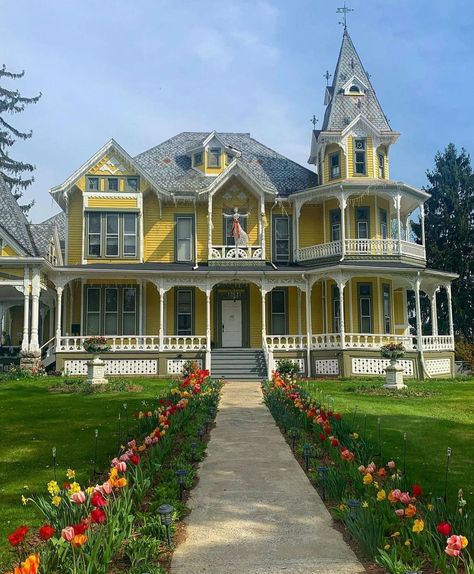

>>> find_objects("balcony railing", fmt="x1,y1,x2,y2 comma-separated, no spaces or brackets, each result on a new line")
57,335,207,353
296,239,425,262
210,245,263,260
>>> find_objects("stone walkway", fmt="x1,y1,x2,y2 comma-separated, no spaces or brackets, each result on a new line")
171,382,365,574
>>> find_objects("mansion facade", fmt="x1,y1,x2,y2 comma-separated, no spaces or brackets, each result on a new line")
0,30,456,379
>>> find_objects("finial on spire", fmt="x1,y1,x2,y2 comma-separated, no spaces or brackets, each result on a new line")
324,70,332,85
310,115,319,128
337,2,354,30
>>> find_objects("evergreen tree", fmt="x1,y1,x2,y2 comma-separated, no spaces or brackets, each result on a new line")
421,144,474,341
0,64,41,213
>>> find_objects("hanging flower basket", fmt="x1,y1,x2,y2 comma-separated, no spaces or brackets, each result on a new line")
380,342,405,361
82,336,111,355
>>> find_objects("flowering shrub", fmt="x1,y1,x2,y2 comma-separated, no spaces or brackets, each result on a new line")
4,363,222,574
380,342,406,360
82,336,111,354
263,374,473,574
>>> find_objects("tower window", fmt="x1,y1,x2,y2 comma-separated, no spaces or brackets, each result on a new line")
329,151,341,179
354,138,367,175
349,85,361,94
378,153,385,178
208,148,221,168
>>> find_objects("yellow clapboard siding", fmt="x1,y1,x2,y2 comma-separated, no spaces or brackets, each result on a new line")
0,267,23,277
299,205,323,247
145,282,160,335
250,283,262,348
67,190,83,264
88,197,138,209
1,245,19,257
10,306,23,346
323,144,346,185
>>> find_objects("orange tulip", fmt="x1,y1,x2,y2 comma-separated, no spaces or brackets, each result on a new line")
404,504,417,517
71,534,88,548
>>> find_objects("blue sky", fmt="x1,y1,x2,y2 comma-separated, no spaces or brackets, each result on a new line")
2,0,473,222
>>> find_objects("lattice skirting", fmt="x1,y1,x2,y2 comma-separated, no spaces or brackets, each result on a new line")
64,359,158,376
167,359,203,375
288,358,305,374
351,358,414,376
314,359,340,375
425,358,451,376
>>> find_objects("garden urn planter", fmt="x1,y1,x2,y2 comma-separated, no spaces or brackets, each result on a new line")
383,359,406,389
85,355,108,385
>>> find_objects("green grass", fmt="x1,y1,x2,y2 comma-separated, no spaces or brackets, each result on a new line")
304,377,474,504
0,376,173,564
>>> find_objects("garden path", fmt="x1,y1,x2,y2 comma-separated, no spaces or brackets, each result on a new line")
171,381,365,574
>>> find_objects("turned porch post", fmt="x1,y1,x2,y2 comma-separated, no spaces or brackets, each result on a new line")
297,288,302,336
430,289,439,337
259,195,266,260
420,203,426,247
396,194,402,243
261,288,267,340
339,194,346,259
159,287,165,352
305,281,312,377
446,283,454,343
29,267,41,353
207,194,213,260
205,288,211,371
55,286,63,350
338,280,346,349
415,277,423,350
21,267,30,353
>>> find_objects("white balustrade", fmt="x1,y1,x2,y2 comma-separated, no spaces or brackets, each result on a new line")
344,333,416,350
262,336,274,380
296,239,425,262
265,334,307,351
161,336,207,351
421,335,455,351
210,245,263,260
57,335,205,353
311,333,342,349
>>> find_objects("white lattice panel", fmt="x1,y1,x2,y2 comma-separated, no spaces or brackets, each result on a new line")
351,358,413,376
64,359,158,376
425,358,451,376
289,358,305,374
314,359,340,375
167,359,202,375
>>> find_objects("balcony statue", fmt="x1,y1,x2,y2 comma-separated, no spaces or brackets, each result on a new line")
381,343,406,389
82,336,111,385
231,208,248,247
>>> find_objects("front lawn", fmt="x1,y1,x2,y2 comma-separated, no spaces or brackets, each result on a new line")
304,377,474,503
0,375,174,565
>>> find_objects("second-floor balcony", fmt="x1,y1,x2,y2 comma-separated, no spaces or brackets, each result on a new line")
210,245,263,260
296,238,426,263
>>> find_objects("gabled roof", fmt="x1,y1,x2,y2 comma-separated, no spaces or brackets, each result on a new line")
29,212,66,258
135,132,317,197
0,175,36,256
321,30,392,133
50,139,169,209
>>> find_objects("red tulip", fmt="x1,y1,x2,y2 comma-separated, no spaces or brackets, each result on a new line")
412,484,423,498
90,508,106,524
91,491,107,507
130,454,140,466
331,438,339,447
437,522,452,537
7,525,29,547
39,525,55,540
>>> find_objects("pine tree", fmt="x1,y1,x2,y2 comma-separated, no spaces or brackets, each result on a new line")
0,64,41,213
421,144,474,341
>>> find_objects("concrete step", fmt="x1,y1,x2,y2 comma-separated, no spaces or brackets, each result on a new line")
211,349,266,381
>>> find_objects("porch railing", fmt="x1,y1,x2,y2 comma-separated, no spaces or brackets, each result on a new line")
210,245,263,260
296,239,426,262
311,333,416,350
262,336,274,380
421,335,455,351
57,335,206,353
266,334,307,351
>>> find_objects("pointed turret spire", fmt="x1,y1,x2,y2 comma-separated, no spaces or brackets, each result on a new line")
321,29,392,133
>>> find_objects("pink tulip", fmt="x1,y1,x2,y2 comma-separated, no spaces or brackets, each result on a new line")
358,465,366,473
395,509,405,517
61,526,75,541
127,440,136,450
145,436,152,446
387,460,396,469
70,491,86,504
152,437,159,444
119,453,130,462
392,489,402,500
399,492,411,505
445,546,461,557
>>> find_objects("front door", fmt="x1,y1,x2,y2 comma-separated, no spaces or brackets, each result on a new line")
221,300,242,347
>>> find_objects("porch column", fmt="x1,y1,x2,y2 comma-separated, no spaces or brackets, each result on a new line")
396,194,402,243
431,289,439,337
305,281,312,376
261,288,267,340
159,287,165,352
55,286,63,349
21,268,30,353
446,283,454,343
338,280,346,349
29,268,41,353
259,195,266,260
339,194,346,258
205,288,211,371
405,215,411,241
415,277,423,350
293,201,302,261
297,289,302,336
420,204,426,246
207,194,213,260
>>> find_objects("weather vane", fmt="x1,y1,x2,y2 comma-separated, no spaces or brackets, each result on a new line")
324,70,332,85
310,115,319,128
337,3,354,30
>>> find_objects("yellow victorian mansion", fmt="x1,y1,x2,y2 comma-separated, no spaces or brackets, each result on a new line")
0,29,457,379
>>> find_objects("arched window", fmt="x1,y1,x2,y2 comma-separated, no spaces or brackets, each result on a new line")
349,85,361,94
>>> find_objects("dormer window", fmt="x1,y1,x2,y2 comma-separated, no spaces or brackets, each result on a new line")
194,152,203,167
208,147,221,168
342,76,368,96
349,85,361,94
87,177,99,191
226,153,233,166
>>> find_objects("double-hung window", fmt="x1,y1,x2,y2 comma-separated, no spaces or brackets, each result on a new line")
176,289,193,335
378,153,385,178
123,213,137,256
274,216,291,262
358,283,372,333
122,288,137,335
356,207,370,239
330,209,341,242
86,212,138,258
380,209,388,240
270,289,287,335
176,216,193,261
107,177,119,192
383,284,391,334
106,213,119,257
85,286,138,335
86,287,101,335
329,151,341,179
87,213,102,257
354,138,367,175
208,147,221,168
332,285,341,333
104,288,119,335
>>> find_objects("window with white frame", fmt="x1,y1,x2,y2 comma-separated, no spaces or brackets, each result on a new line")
273,216,291,262
104,288,119,334
332,285,341,333
358,283,372,333
86,287,101,335
330,210,341,242
123,288,137,335
356,207,370,239
86,212,138,258
383,284,391,334
176,289,193,335
85,286,138,336
380,208,388,240
270,289,287,335
208,147,221,168
175,216,193,261
354,138,367,175
329,151,341,179
106,213,119,256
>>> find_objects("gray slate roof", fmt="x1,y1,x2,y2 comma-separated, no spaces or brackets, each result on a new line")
135,132,317,197
29,212,66,257
322,30,391,132
0,175,36,255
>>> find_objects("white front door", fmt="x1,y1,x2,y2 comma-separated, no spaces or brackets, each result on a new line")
221,300,242,347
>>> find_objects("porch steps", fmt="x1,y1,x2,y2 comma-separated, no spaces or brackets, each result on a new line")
211,348,266,381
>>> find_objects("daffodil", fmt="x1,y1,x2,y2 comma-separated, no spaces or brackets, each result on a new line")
377,489,386,501
21,495,29,505
427,503,434,511
66,468,76,480
363,473,373,485
69,482,81,494
391,531,400,538
404,539,411,547
384,544,390,550
412,519,424,533
47,480,60,496
51,495,61,507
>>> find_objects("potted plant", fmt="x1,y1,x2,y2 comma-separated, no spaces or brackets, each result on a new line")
380,342,405,366
380,342,406,389
82,337,110,385
82,336,111,356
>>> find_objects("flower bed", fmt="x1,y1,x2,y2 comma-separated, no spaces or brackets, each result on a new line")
263,372,473,574
4,365,221,574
